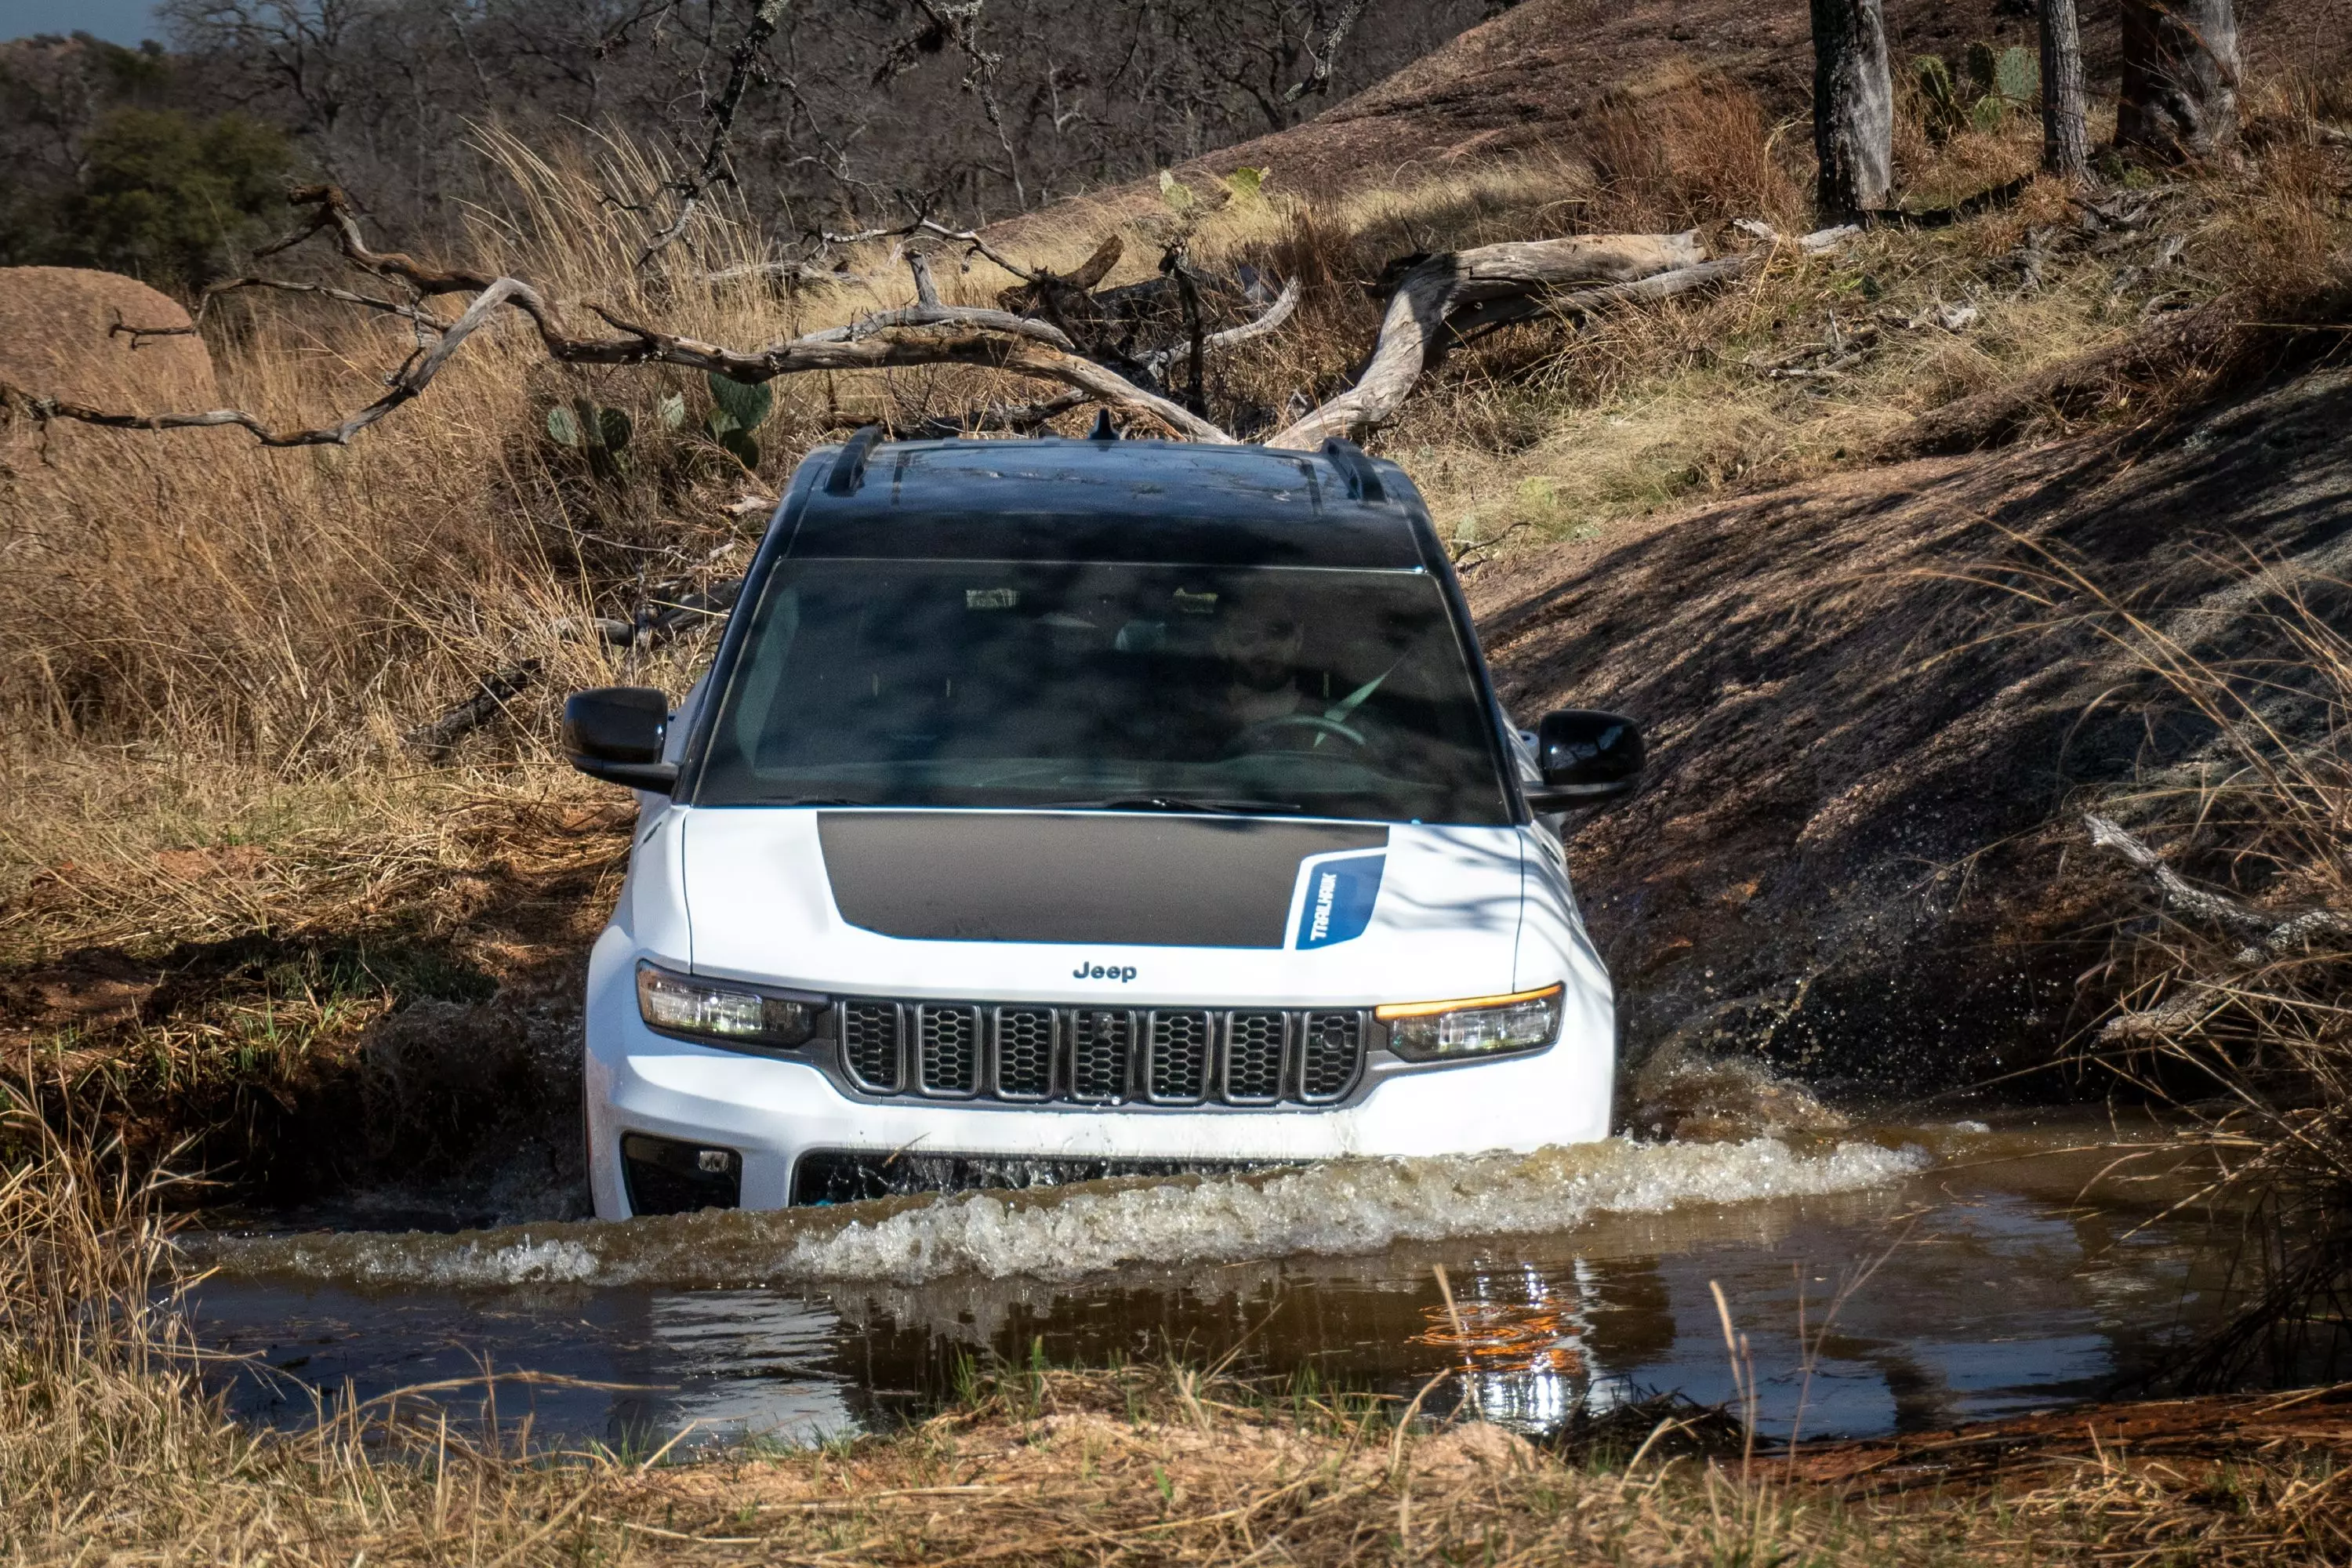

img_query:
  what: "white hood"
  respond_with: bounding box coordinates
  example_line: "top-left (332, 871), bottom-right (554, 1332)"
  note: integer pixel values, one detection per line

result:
top-left (678, 808), bottom-right (1525, 1008)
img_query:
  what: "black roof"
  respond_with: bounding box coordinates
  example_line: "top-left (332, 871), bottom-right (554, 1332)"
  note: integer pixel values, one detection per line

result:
top-left (772, 434), bottom-right (1434, 569)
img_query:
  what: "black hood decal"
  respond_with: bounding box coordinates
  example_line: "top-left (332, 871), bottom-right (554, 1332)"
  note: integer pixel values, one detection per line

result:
top-left (817, 812), bottom-right (1390, 947)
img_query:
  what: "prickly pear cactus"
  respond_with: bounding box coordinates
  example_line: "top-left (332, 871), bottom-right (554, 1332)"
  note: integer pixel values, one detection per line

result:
top-left (1915, 55), bottom-right (1965, 142)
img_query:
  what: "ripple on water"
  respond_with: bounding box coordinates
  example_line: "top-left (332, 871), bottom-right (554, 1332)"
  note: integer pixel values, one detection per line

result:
top-left (193, 1136), bottom-right (1927, 1291)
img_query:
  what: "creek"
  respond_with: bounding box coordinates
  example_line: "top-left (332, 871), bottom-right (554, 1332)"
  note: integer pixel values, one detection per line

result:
top-left (181, 1115), bottom-right (2242, 1450)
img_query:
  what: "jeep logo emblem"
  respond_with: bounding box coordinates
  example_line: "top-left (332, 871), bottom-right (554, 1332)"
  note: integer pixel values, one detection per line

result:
top-left (1073, 962), bottom-right (1138, 982)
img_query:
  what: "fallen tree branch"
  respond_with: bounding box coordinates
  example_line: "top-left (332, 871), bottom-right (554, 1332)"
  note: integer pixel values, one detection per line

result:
top-left (1265, 232), bottom-right (1710, 449)
top-left (822, 216), bottom-right (1045, 285)
top-left (405, 659), bottom-right (540, 757)
top-left (10, 190), bottom-right (1228, 446)
top-left (1436, 256), bottom-right (1760, 351)
top-left (2086, 811), bottom-right (2352, 959)
top-left (111, 276), bottom-right (456, 347)
top-left (1136, 276), bottom-right (1299, 379)
top-left (22, 186), bottom-right (1809, 459)
top-left (795, 302), bottom-right (1078, 352)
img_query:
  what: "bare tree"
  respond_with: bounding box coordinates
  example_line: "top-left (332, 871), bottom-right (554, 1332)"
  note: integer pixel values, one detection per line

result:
top-left (2040, 0), bottom-right (2089, 184)
top-left (2116, 0), bottom-right (2240, 160)
top-left (1809, 0), bottom-right (1892, 221)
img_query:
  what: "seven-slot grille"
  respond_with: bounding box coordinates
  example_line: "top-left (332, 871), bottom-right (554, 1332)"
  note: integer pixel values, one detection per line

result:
top-left (836, 1003), bottom-right (1365, 1107)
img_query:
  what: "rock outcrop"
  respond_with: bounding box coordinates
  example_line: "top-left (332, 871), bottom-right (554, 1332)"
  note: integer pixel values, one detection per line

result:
top-left (0, 266), bottom-right (218, 412)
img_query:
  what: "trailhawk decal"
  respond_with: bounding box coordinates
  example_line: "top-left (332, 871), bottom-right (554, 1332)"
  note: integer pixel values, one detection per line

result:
top-left (1290, 851), bottom-right (1386, 949)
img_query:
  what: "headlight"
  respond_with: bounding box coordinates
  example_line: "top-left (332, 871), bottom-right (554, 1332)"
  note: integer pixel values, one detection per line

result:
top-left (1377, 984), bottom-right (1563, 1062)
top-left (635, 961), bottom-right (822, 1050)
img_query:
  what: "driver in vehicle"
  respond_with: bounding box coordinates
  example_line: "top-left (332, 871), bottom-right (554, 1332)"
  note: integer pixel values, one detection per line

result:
top-left (1212, 595), bottom-right (1312, 737)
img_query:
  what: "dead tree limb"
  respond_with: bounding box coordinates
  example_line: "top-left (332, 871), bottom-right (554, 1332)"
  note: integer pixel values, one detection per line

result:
top-left (634, 0), bottom-right (793, 270)
top-left (405, 659), bottom-right (541, 757)
top-left (24, 184), bottom-right (1791, 458)
top-left (2086, 811), bottom-right (2352, 962)
top-left (13, 187), bottom-right (1227, 445)
top-left (111, 277), bottom-right (456, 346)
top-left (1137, 276), bottom-right (1300, 379)
top-left (822, 216), bottom-right (1044, 283)
top-left (795, 302), bottom-right (1077, 350)
top-left (1265, 232), bottom-right (1708, 449)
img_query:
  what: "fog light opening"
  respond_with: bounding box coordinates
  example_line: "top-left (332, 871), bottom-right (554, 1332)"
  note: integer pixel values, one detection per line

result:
top-left (619, 1132), bottom-right (743, 1216)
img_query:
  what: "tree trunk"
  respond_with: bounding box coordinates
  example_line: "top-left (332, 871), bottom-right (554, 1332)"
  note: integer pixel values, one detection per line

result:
top-left (2040, 0), bottom-right (2090, 183)
top-left (2116, 0), bottom-right (2240, 159)
top-left (1810, 0), bottom-right (1893, 220)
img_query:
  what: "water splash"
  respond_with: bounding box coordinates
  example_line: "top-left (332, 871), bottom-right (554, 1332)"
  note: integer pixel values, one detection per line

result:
top-left (194, 1137), bottom-right (1926, 1291)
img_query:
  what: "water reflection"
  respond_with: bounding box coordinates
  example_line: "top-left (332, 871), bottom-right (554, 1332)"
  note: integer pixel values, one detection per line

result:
top-left (191, 1138), bottom-right (2223, 1449)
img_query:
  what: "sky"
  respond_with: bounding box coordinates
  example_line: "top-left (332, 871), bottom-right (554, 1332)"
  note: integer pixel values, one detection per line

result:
top-left (2, 0), bottom-right (164, 45)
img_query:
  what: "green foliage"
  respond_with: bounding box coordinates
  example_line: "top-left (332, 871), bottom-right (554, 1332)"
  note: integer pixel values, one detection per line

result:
top-left (1994, 45), bottom-right (2039, 104)
top-left (64, 108), bottom-right (292, 288)
top-left (656, 393), bottom-right (687, 430)
top-left (1914, 56), bottom-right (1965, 143)
top-left (1943, 41), bottom-right (2038, 135)
top-left (1965, 42), bottom-right (2000, 96)
top-left (1157, 168), bottom-right (1198, 215)
top-left (597, 405), bottom-right (633, 451)
top-left (702, 372), bottom-right (771, 470)
top-left (705, 370), bottom-right (773, 432)
top-left (1220, 165), bottom-right (1267, 203)
top-left (543, 397), bottom-right (637, 479)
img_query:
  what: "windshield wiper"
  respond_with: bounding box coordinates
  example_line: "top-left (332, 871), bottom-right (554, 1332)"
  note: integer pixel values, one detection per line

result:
top-left (1043, 795), bottom-right (1305, 817)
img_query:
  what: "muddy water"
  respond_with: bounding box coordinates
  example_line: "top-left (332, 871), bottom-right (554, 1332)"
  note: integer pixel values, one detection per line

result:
top-left (184, 1119), bottom-right (2230, 1450)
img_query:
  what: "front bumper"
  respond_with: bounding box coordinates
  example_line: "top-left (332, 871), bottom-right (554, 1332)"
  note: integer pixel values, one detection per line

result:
top-left (585, 946), bottom-right (1617, 1218)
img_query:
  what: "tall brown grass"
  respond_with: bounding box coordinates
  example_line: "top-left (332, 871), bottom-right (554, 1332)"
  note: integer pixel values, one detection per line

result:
top-left (2063, 559), bottom-right (2352, 1388)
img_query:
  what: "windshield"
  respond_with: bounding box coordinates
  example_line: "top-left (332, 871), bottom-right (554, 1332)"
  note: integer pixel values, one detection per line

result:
top-left (691, 559), bottom-right (1512, 824)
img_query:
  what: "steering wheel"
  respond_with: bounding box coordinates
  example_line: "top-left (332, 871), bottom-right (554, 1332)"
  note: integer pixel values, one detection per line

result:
top-left (1225, 712), bottom-right (1370, 755)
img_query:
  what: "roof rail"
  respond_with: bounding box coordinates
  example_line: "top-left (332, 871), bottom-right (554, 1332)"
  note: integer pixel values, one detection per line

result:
top-left (825, 425), bottom-right (884, 495)
top-left (1320, 437), bottom-right (1387, 505)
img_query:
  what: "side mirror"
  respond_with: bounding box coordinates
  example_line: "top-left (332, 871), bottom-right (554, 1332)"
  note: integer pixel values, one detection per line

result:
top-left (562, 687), bottom-right (678, 792)
top-left (1524, 709), bottom-right (1644, 812)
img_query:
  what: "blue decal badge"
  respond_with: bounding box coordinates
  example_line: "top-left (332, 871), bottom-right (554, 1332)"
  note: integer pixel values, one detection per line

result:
top-left (1293, 853), bottom-right (1385, 949)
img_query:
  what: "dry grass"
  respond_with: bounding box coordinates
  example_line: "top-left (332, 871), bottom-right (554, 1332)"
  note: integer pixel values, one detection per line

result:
top-left (2046, 554), bottom-right (2352, 1390)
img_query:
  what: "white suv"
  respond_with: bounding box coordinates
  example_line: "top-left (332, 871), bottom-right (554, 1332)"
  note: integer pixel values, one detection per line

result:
top-left (564, 430), bottom-right (1642, 1218)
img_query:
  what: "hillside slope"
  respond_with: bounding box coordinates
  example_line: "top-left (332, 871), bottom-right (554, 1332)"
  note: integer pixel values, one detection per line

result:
top-left (1475, 361), bottom-right (2352, 1093)
top-left (1001, 0), bottom-right (2339, 239)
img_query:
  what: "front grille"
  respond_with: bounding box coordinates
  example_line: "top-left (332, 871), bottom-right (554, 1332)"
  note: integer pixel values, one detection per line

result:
top-left (917, 1004), bottom-right (981, 1096)
top-left (993, 1007), bottom-right (1056, 1100)
top-left (1068, 1010), bottom-right (1131, 1102)
top-left (1145, 1011), bottom-right (1212, 1103)
top-left (1224, 1011), bottom-right (1287, 1105)
top-left (1299, 1011), bottom-right (1364, 1102)
top-left (833, 1001), bottom-right (1368, 1109)
top-left (843, 1002), bottom-right (902, 1091)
